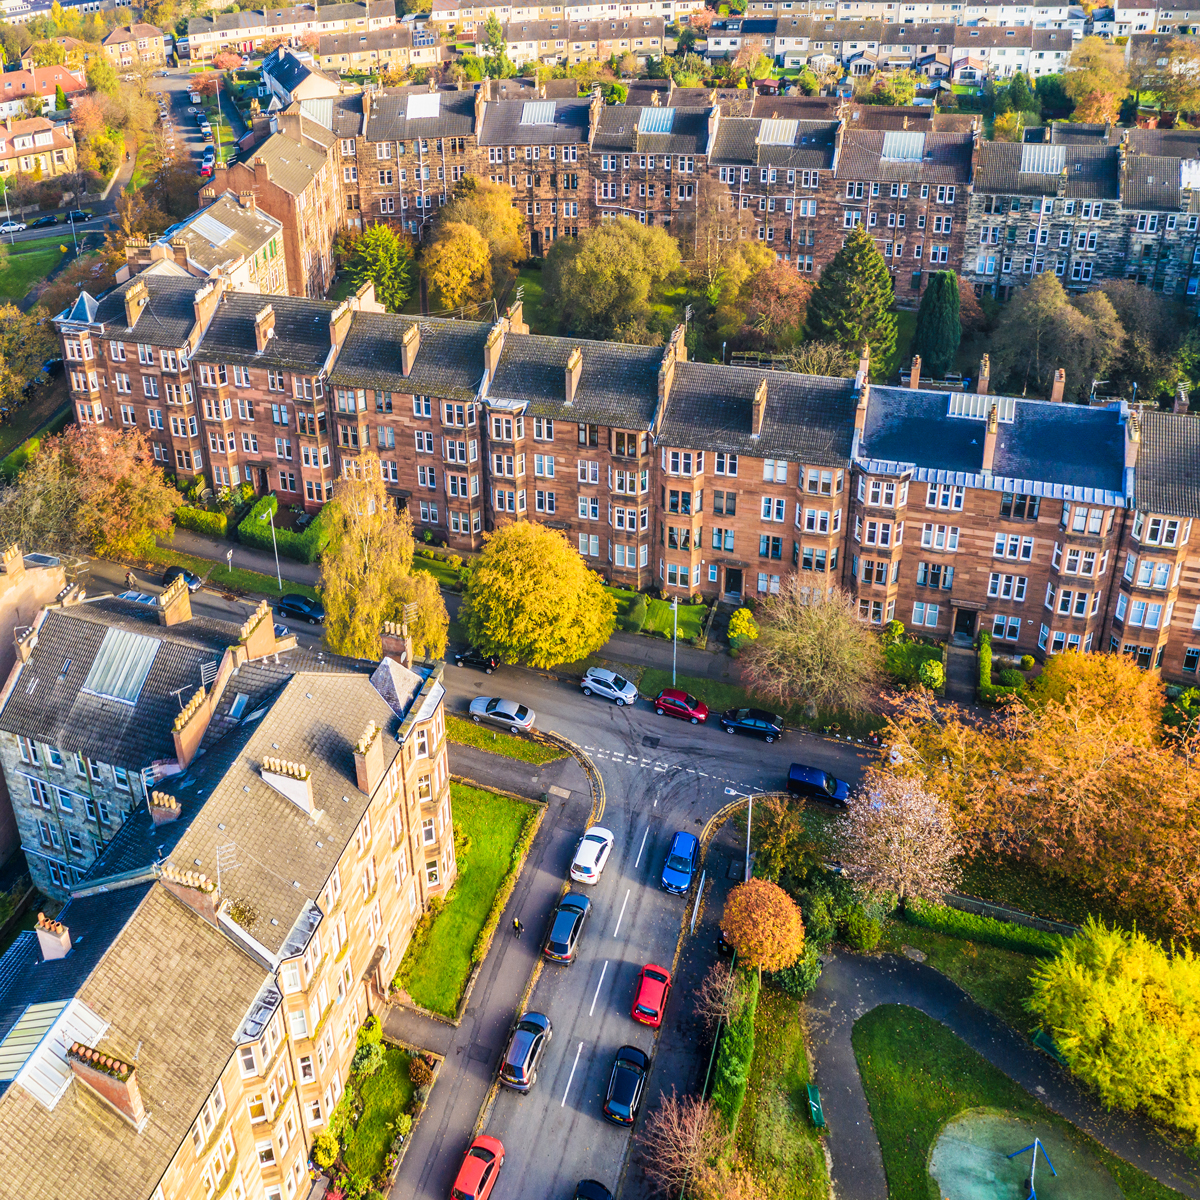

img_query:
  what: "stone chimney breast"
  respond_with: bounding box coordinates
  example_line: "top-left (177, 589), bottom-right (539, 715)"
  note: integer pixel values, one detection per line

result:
top-left (565, 346), bottom-right (583, 405)
top-left (254, 303), bottom-right (276, 354)
top-left (36, 911), bottom-right (70, 960)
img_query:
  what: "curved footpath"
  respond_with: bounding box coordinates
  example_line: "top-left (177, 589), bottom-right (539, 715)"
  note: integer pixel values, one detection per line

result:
top-left (806, 951), bottom-right (1200, 1200)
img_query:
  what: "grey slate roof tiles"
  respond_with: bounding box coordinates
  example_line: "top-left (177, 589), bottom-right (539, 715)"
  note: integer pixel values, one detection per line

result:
top-left (592, 105), bottom-right (710, 154)
top-left (92, 275), bottom-right (199, 349)
top-left (1122, 155), bottom-right (1181, 211)
top-left (365, 86), bottom-right (476, 141)
top-left (199, 291), bottom-right (336, 370)
top-left (975, 141), bottom-right (1119, 198)
top-left (478, 97), bottom-right (591, 146)
top-left (1136, 410), bottom-right (1200, 517)
top-left (245, 130), bottom-right (332, 196)
top-left (835, 129), bottom-right (974, 183)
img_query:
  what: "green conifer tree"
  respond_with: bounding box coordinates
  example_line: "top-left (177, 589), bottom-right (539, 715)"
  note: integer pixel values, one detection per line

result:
top-left (54, 84), bottom-right (67, 111)
top-left (910, 271), bottom-right (961, 380)
top-left (802, 225), bottom-right (897, 372)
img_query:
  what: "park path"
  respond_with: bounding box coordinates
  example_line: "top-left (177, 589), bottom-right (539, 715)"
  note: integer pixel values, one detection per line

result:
top-left (806, 951), bottom-right (1200, 1200)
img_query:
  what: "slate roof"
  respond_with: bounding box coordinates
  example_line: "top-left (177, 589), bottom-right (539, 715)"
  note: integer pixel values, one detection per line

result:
top-left (102, 22), bottom-right (163, 44)
top-left (364, 86), bottom-right (476, 141)
top-left (658, 364), bottom-right (856, 464)
top-left (198, 291), bottom-right (336, 370)
top-left (751, 93), bottom-right (838, 119)
top-left (298, 91), bottom-right (363, 137)
top-left (1136, 410), bottom-right (1200, 517)
top-left (835, 129), bottom-right (974, 182)
top-left (672, 86), bottom-right (754, 115)
top-left (265, 50), bottom-right (338, 96)
top-left (157, 191), bottom-right (282, 276)
top-left (478, 97), bottom-right (591, 146)
top-left (1129, 126), bottom-right (1200, 158)
top-left (239, 129), bottom-right (330, 196)
top-left (86, 274), bottom-right (199, 348)
top-left (330, 312), bottom-right (489, 400)
top-left (1048, 121), bottom-right (1112, 145)
top-left (318, 24), bottom-right (414, 55)
top-left (190, 0), bottom-right (387, 36)
top-left (974, 141), bottom-right (1119, 198)
top-left (711, 116), bottom-right (835, 168)
top-left (860, 387), bottom-right (1127, 498)
top-left (954, 25), bottom-right (1032, 45)
top-left (489, 333), bottom-right (662, 427)
top-left (878, 22), bottom-right (956, 44)
top-left (1122, 155), bottom-right (1181, 211)
top-left (592, 105), bottom-right (710, 154)
top-left (0, 600), bottom-right (240, 769)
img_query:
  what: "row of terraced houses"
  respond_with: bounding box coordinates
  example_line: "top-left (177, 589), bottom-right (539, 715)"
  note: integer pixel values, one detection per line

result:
top-left (52, 263), bottom-right (1200, 689)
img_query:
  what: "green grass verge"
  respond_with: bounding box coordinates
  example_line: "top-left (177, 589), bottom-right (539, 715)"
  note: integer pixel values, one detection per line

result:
top-left (141, 544), bottom-right (322, 602)
top-left (604, 586), bottom-right (707, 640)
top-left (413, 553), bottom-right (461, 589)
top-left (341, 1045), bottom-right (414, 1178)
top-left (877, 918), bottom-right (1036, 1030)
top-left (445, 712), bottom-right (566, 765)
top-left (957, 853), bottom-right (1120, 930)
top-left (395, 783), bottom-right (533, 1017)
top-left (0, 241), bottom-right (66, 301)
top-left (854, 1005), bottom-right (1187, 1200)
top-left (738, 986), bottom-right (829, 1200)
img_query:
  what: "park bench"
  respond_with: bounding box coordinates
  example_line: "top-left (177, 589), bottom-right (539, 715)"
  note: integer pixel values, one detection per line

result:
top-left (806, 1084), bottom-right (826, 1129)
top-left (1030, 1027), bottom-right (1067, 1065)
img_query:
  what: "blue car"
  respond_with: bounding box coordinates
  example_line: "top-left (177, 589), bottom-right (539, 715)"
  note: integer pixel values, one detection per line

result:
top-left (660, 830), bottom-right (699, 895)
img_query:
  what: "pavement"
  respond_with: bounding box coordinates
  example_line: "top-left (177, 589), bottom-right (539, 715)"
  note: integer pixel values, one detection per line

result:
top-left (807, 951), bottom-right (1200, 1200)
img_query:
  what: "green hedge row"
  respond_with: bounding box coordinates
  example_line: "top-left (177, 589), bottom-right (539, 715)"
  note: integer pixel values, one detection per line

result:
top-left (710, 970), bottom-right (759, 1132)
top-left (977, 631), bottom-right (1022, 705)
top-left (236, 494), bottom-right (331, 564)
top-left (175, 505), bottom-right (228, 538)
top-left (904, 896), bottom-right (1065, 957)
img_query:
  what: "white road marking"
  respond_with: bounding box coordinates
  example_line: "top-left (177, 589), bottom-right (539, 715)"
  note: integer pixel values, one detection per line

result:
top-left (589, 962), bottom-right (608, 1016)
top-left (613, 889), bottom-right (631, 937)
top-left (634, 827), bottom-right (650, 869)
top-left (562, 1041), bottom-right (584, 1107)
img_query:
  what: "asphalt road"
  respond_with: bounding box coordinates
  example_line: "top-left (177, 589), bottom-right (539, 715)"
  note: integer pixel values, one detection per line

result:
top-left (434, 664), bottom-right (871, 1200)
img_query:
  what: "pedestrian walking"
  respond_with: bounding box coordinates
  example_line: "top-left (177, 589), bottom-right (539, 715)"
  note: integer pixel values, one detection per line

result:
top-left (513, 917), bottom-right (523, 939)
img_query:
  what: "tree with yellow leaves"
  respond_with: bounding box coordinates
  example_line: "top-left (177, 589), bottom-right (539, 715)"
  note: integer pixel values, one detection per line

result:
top-left (423, 220), bottom-right (492, 313)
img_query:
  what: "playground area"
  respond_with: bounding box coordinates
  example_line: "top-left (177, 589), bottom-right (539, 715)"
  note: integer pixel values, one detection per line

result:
top-left (929, 1111), bottom-right (1124, 1200)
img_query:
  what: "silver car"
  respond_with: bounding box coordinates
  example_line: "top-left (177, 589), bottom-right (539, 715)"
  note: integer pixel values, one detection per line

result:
top-left (581, 667), bottom-right (639, 707)
top-left (469, 696), bottom-right (536, 734)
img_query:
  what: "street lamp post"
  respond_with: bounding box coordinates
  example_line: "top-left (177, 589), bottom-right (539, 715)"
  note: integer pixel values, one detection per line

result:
top-left (0, 178), bottom-right (14, 245)
top-left (259, 504), bottom-right (282, 591)
top-left (672, 595), bottom-right (678, 687)
top-left (725, 786), bottom-right (754, 883)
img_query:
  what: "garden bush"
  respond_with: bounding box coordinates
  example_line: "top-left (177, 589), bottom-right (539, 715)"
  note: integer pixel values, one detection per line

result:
top-left (175, 504), bottom-right (228, 538)
top-left (977, 631), bottom-right (1023, 705)
top-left (710, 969), bottom-right (759, 1131)
top-left (627, 592), bottom-right (648, 633)
top-left (351, 1040), bottom-right (385, 1077)
top-left (997, 667), bottom-right (1026, 688)
top-left (313, 1130), bottom-right (339, 1169)
top-left (236, 493), bottom-right (331, 563)
top-left (767, 943), bottom-right (823, 998)
top-left (918, 659), bottom-right (945, 690)
top-left (1021, 655), bottom-right (1036, 670)
top-left (842, 905), bottom-right (882, 952)
top-left (904, 896), bottom-right (1064, 957)
top-left (408, 1056), bottom-right (433, 1088)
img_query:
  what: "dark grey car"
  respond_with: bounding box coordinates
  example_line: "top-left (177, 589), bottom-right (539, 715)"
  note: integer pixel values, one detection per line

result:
top-left (499, 1012), bottom-right (552, 1092)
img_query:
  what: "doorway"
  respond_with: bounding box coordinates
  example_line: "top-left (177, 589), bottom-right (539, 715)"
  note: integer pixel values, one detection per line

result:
top-left (724, 568), bottom-right (743, 599)
top-left (953, 609), bottom-right (976, 642)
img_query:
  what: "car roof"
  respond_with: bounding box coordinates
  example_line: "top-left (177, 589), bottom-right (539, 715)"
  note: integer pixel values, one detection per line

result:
top-left (788, 763), bottom-right (826, 781)
top-left (575, 1182), bottom-right (614, 1200)
top-left (560, 892), bottom-right (590, 912)
top-left (575, 836), bottom-right (607, 867)
top-left (658, 687), bottom-right (693, 701)
top-left (616, 1044), bottom-right (650, 1068)
top-left (670, 830), bottom-right (698, 852)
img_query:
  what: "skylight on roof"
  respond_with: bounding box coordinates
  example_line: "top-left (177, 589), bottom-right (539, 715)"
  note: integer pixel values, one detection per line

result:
top-left (520, 100), bottom-right (556, 125)
top-left (406, 91), bottom-right (440, 120)
top-left (188, 213), bottom-right (235, 246)
top-left (758, 117), bottom-right (799, 146)
top-left (637, 106), bottom-right (675, 134)
top-left (80, 627), bottom-right (160, 706)
top-left (1020, 143), bottom-right (1066, 175)
top-left (881, 129), bottom-right (925, 161)
top-left (948, 393), bottom-right (1015, 423)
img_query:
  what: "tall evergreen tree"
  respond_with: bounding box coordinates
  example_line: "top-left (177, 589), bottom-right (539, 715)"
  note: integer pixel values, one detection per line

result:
top-left (910, 271), bottom-right (961, 379)
top-left (53, 83), bottom-right (67, 111)
top-left (803, 225), bottom-right (897, 372)
top-left (1007, 70), bottom-right (1033, 113)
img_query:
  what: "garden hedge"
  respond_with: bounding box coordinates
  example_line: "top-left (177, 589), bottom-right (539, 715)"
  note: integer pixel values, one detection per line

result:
top-left (903, 896), bottom-right (1065, 957)
top-left (710, 970), bottom-right (759, 1132)
top-left (175, 505), bottom-right (228, 538)
top-left (977, 631), bottom-right (1023, 705)
top-left (237, 493), bottom-right (331, 563)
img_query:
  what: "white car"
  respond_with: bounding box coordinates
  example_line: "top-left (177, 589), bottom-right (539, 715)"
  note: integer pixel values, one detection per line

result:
top-left (570, 827), bottom-right (614, 884)
top-left (0, 221), bottom-right (25, 234)
top-left (581, 667), bottom-right (639, 707)
top-left (469, 696), bottom-right (536, 734)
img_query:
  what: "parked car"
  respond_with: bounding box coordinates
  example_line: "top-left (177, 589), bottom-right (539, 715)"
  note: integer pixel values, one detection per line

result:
top-left (450, 1136), bottom-right (505, 1200)
top-left (631, 964), bottom-right (672, 1028)
top-left (580, 666), bottom-right (638, 707)
top-left (573, 1184), bottom-right (614, 1200)
top-left (603, 1046), bottom-right (650, 1125)
top-left (543, 893), bottom-right (591, 964)
top-left (660, 830), bottom-right (699, 896)
top-left (65, 210), bottom-right (90, 224)
top-left (199, 164), bottom-right (213, 178)
top-left (162, 565), bottom-right (202, 593)
top-left (499, 1012), bottom-right (552, 1093)
top-left (468, 696), bottom-right (535, 734)
top-left (29, 215), bottom-right (57, 228)
top-left (276, 593), bottom-right (325, 624)
top-left (454, 646), bottom-right (499, 674)
top-left (651, 688), bottom-right (709, 724)
top-left (0, 221), bottom-right (25, 233)
top-left (719, 707), bottom-right (784, 743)
top-left (786, 763), bottom-right (851, 808)
top-left (569, 827), bottom-right (614, 885)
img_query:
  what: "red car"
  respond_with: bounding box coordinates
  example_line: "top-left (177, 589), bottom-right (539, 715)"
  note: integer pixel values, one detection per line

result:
top-left (652, 688), bottom-right (709, 724)
top-left (451, 1135), bottom-right (505, 1200)
top-left (631, 963), bottom-right (672, 1028)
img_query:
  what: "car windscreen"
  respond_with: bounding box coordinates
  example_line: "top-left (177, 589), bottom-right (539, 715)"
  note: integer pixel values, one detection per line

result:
top-left (611, 675), bottom-right (630, 690)
top-left (666, 853), bottom-right (692, 872)
top-left (822, 774), bottom-right (837, 795)
top-left (485, 698), bottom-right (500, 712)
top-left (684, 695), bottom-right (699, 708)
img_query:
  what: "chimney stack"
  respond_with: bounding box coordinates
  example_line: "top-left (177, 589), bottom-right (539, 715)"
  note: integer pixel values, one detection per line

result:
top-left (908, 355), bottom-right (921, 389)
top-left (254, 303), bottom-right (276, 353)
top-left (853, 343), bottom-right (871, 437)
top-left (354, 720), bottom-right (386, 796)
top-left (1126, 409), bottom-right (1141, 471)
top-left (160, 862), bottom-right (219, 925)
top-left (239, 189), bottom-right (256, 211)
top-left (123, 278), bottom-right (148, 330)
top-left (1049, 368), bottom-right (1066, 403)
top-left (157, 572), bottom-right (192, 627)
top-left (1175, 385), bottom-right (1190, 414)
top-left (261, 757), bottom-right (315, 815)
top-left (381, 620), bottom-right (413, 667)
top-left (751, 378), bottom-right (768, 437)
top-left (172, 686), bottom-right (211, 768)
top-left (67, 1044), bottom-right (146, 1130)
top-left (483, 320), bottom-right (505, 377)
top-left (565, 345), bottom-right (583, 406)
top-left (981, 402), bottom-right (999, 473)
top-left (978, 353), bottom-right (990, 395)
top-left (857, 341), bottom-right (870, 382)
top-left (192, 278), bottom-right (222, 331)
top-left (0, 543), bottom-right (24, 583)
top-left (329, 299), bottom-right (352, 351)
top-left (237, 599), bottom-right (276, 660)
top-left (36, 911), bottom-right (70, 960)
top-left (149, 790), bottom-right (181, 826)
top-left (401, 322), bottom-right (420, 376)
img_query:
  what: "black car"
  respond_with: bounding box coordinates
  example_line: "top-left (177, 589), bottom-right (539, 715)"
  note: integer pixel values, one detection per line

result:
top-left (162, 565), bottom-right (203, 593)
top-left (454, 646), bottom-right (499, 674)
top-left (603, 1045), bottom-right (650, 1125)
top-left (787, 763), bottom-right (851, 807)
top-left (65, 209), bottom-right (90, 224)
top-left (543, 893), bottom-right (591, 964)
top-left (574, 1183), bottom-right (614, 1200)
top-left (719, 706), bottom-right (784, 743)
top-left (499, 1011), bottom-right (552, 1093)
top-left (30, 215), bottom-right (57, 228)
top-left (276, 593), bottom-right (325, 624)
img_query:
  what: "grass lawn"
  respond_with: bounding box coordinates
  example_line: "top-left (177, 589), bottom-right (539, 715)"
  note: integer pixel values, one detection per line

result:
top-left (142, 544), bottom-right (322, 602)
top-left (0, 241), bottom-right (66, 302)
top-left (605, 586), bottom-right (707, 640)
top-left (877, 918), bottom-right (1036, 1030)
top-left (738, 987), bottom-right (829, 1200)
top-left (413, 553), bottom-right (462, 589)
top-left (342, 1045), bottom-right (415, 1178)
top-left (511, 263), bottom-right (553, 334)
top-left (396, 783), bottom-right (534, 1017)
top-left (957, 854), bottom-right (1124, 932)
top-left (445, 712), bottom-right (566, 765)
top-left (876, 309), bottom-right (917, 383)
top-left (0, 374), bottom-right (71, 470)
top-left (854, 1006), bottom-right (1187, 1200)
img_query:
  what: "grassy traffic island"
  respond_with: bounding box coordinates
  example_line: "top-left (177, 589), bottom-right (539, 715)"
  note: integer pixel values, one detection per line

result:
top-left (852, 1006), bottom-right (1187, 1200)
top-left (391, 783), bottom-right (540, 1018)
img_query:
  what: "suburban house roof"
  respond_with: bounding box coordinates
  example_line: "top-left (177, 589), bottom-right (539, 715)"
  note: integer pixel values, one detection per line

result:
top-left (198, 291), bottom-right (336, 370)
top-left (1136, 410), bottom-right (1200, 517)
top-left (102, 22), bottom-right (164, 44)
top-left (157, 191), bottom-right (283, 277)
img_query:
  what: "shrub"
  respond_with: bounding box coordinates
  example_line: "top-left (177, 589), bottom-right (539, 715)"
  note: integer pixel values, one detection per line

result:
top-left (710, 969), bottom-right (759, 1131)
top-left (728, 607), bottom-right (758, 642)
top-left (175, 504), bottom-right (228, 538)
top-left (351, 1040), bottom-right (385, 1077)
top-left (313, 1130), bottom-right (339, 1169)
top-left (357, 1013), bottom-right (382, 1047)
top-left (627, 592), bottom-right (648, 633)
top-left (800, 892), bottom-right (836, 949)
top-left (977, 631), bottom-right (1022, 705)
top-left (904, 896), bottom-right (1064, 956)
top-left (842, 905), bottom-right (881, 951)
top-left (391, 1112), bottom-right (413, 1139)
top-left (236, 493), bottom-right (332, 563)
top-left (997, 667), bottom-right (1025, 688)
top-left (1021, 655), bottom-right (1036, 670)
top-left (408, 1054), bottom-right (433, 1088)
top-left (881, 618), bottom-right (906, 646)
top-left (767, 944), bottom-right (823, 998)
top-left (918, 659), bottom-right (945, 690)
